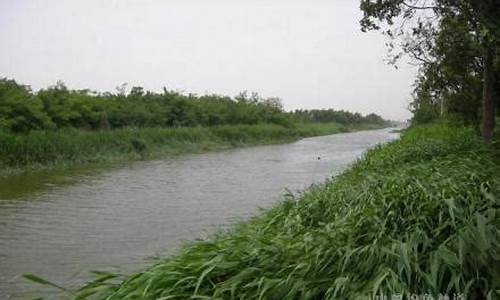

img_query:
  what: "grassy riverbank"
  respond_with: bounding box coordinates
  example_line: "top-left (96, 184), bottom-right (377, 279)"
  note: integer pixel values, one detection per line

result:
top-left (0, 122), bottom-right (381, 177)
top-left (49, 123), bottom-right (497, 299)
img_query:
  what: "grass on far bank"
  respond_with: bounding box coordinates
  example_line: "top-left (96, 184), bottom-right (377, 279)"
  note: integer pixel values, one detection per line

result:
top-left (28, 123), bottom-right (499, 299)
top-left (0, 122), bottom-right (382, 177)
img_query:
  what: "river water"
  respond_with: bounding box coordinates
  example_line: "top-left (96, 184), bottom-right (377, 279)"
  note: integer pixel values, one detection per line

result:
top-left (0, 128), bottom-right (398, 299)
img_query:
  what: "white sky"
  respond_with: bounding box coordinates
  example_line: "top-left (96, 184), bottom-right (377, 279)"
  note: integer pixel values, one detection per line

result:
top-left (0, 0), bottom-right (416, 120)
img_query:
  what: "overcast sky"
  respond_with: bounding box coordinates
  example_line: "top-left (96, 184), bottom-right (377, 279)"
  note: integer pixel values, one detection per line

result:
top-left (0, 0), bottom-right (416, 120)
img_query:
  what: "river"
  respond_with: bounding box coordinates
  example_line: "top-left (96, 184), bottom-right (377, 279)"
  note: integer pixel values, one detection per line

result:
top-left (0, 128), bottom-right (398, 299)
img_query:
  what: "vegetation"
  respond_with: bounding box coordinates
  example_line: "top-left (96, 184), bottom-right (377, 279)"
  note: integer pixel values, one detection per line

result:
top-left (1, 122), bottom-right (376, 175)
top-left (26, 123), bottom-right (496, 299)
top-left (360, 0), bottom-right (500, 142)
top-left (12, 0), bottom-right (500, 297)
top-left (293, 109), bottom-right (388, 126)
top-left (6, 0), bottom-right (499, 298)
top-left (0, 78), bottom-right (387, 133)
top-left (0, 78), bottom-right (388, 174)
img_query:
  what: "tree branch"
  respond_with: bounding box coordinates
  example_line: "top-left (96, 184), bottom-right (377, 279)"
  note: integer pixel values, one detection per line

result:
top-left (402, 1), bottom-right (437, 10)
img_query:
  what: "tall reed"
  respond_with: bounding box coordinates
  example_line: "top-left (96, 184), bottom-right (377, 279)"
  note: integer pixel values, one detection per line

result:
top-left (0, 123), bottom-right (361, 174)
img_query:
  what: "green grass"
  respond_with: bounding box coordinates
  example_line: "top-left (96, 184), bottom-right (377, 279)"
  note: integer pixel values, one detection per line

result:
top-left (0, 122), bottom-right (379, 177)
top-left (30, 123), bottom-right (497, 299)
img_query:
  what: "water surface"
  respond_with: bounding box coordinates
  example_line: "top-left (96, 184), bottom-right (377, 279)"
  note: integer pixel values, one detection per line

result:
top-left (0, 128), bottom-right (398, 299)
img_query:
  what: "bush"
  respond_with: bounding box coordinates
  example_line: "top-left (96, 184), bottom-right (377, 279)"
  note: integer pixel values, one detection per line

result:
top-left (0, 78), bottom-right (389, 133)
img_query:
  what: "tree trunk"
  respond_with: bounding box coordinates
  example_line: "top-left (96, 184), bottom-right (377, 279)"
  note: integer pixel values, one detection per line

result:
top-left (482, 47), bottom-right (496, 143)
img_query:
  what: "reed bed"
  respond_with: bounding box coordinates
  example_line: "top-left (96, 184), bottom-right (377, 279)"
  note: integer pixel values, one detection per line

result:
top-left (34, 124), bottom-right (496, 299)
top-left (0, 122), bottom-right (364, 175)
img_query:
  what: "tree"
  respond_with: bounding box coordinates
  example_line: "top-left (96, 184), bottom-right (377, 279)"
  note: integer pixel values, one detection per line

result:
top-left (360, 0), bottom-right (500, 142)
top-left (0, 78), bottom-right (53, 132)
top-left (410, 15), bottom-right (483, 125)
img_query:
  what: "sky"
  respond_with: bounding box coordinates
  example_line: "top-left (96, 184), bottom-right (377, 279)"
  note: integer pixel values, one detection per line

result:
top-left (0, 0), bottom-right (417, 120)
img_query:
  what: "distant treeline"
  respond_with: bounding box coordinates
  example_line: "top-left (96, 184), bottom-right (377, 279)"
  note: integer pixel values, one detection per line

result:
top-left (0, 78), bottom-right (388, 133)
top-left (293, 109), bottom-right (387, 126)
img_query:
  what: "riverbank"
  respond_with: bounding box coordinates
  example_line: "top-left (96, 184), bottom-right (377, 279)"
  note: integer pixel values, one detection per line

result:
top-left (0, 122), bottom-right (383, 177)
top-left (57, 123), bottom-right (499, 299)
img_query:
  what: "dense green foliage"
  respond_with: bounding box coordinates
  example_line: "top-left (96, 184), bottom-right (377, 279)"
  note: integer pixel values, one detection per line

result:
top-left (0, 78), bottom-right (388, 174)
top-left (293, 109), bottom-right (388, 126)
top-left (409, 10), bottom-right (496, 126)
top-left (0, 78), bottom-right (389, 173)
top-left (0, 79), bottom-right (294, 132)
top-left (1, 122), bottom-right (377, 174)
top-left (46, 124), bottom-right (497, 299)
top-left (360, 0), bottom-right (500, 140)
top-left (0, 78), bottom-right (387, 134)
